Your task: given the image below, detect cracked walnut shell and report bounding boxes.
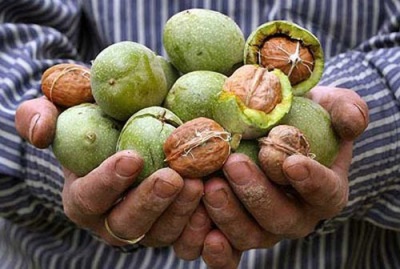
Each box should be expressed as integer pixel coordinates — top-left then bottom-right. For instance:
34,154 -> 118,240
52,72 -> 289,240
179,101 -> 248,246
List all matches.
163,117 -> 231,178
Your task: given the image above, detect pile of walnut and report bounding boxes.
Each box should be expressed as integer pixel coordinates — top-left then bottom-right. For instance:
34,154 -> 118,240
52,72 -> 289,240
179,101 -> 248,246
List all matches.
42,13 -> 338,185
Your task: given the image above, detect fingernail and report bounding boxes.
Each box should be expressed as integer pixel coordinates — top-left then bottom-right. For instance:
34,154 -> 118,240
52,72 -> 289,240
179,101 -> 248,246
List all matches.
154,178 -> 179,198
190,210 -> 208,229
223,161 -> 251,185
285,162 -> 309,182
205,242 -> 224,254
204,188 -> 228,208
28,113 -> 40,143
115,156 -> 138,177
176,188 -> 199,204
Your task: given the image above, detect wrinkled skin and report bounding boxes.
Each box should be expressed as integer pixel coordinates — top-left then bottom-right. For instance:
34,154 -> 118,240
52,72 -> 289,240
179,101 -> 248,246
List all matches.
15,98 -> 204,248
15,86 -> 369,269
172,86 -> 369,269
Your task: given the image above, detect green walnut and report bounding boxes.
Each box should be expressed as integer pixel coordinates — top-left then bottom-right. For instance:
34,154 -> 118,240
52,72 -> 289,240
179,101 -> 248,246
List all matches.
164,70 -> 227,122
91,41 -> 168,121
244,20 -> 324,96
233,139 -> 260,166
117,106 -> 183,183
163,8 -> 245,75
280,96 -> 339,166
157,55 -> 180,91
213,64 -> 293,139
52,103 -> 121,177
258,97 -> 339,185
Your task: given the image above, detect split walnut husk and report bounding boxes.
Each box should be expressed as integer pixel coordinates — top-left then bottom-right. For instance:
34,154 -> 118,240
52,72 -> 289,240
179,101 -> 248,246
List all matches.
213,64 -> 293,139
244,20 -> 324,96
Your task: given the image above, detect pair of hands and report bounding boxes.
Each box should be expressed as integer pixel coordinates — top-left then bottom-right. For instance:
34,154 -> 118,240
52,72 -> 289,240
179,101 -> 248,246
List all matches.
15,86 -> 369,269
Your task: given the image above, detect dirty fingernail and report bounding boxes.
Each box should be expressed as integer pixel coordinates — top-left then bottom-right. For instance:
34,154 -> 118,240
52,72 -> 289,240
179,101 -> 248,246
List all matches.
204,188 -> 228,208
190,210 -> 208,229
115,156 -> 139,177
285,161 -> 309,182
154,178 -> 180,198
224,161 -> 251,185
205,242 -> 225,254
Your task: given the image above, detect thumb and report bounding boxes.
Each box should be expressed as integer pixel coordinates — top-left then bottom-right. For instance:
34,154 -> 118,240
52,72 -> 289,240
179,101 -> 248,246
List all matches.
15,97 -> 59,148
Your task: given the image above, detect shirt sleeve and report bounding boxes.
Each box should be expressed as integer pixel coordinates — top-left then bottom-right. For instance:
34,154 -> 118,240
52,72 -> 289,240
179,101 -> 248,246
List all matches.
313,32 -> 400,234
0,0 -> 102,230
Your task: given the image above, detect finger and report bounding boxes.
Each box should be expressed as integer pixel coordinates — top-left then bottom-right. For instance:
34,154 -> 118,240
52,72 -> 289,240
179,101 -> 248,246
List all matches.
331,95 -> 369,140
143,178 -> 204,247
62,150 -> 143,226
173,204 -> 213,261
203,176 -> 280,250
15,97 -> 59,148
283,143 -> 351,219
307,86 -> 369,140
202,229 -> 242,269
104,168 -> 184,245
222,153 -> 303,237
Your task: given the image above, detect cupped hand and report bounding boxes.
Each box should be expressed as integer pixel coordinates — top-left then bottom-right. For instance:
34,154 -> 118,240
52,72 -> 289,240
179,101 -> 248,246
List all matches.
62,150 -> 204,247
197,86 -> 369,266
14,97 -> 204,248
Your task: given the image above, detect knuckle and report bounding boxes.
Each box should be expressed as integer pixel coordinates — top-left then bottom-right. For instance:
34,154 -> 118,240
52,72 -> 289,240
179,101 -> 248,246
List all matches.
63,202 -> 78,223
98,174 -> 124,195
72,187 -> 103,216
267,215 -> 300,236
154,234 -> 178,247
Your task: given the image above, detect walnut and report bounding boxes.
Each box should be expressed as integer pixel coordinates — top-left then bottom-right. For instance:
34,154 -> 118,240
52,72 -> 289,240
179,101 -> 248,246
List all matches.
259,36 -> 314,86
163,117 -> 231,178
258,125 -> 312,185
223,64 -> 282,113
41,63 -> 93,107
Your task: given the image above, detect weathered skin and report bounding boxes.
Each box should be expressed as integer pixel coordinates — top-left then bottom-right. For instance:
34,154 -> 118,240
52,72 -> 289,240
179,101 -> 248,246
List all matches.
163,9 -> 245,76
52,103 -> 121,176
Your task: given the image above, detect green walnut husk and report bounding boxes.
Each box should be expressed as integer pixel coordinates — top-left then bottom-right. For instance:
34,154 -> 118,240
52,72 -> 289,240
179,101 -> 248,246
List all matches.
91,41 -> 168,121
244,20 -> 324,96
163,8 -> 245,75
280,96 -> 339,166
234,139 -> 260,166
116,106 -> 183,183
52,103 -> 121,177
164,70 -> 227,122
213,66 -> 293,139
157,55 -> 180,91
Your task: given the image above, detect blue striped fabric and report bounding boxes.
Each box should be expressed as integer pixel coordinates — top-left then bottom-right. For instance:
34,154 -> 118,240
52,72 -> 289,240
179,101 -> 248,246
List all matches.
1,0 -> 399,268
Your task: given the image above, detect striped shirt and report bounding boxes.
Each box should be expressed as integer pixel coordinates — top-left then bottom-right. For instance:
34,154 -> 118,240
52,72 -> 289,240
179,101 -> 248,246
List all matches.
1,0 -> 399,268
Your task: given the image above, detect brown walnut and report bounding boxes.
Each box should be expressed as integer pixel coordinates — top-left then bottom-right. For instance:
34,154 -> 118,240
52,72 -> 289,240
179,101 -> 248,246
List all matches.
258,125 -> 311,185
41,63 -> 93,107
163,117 -> 231,178
259,36 -> 314,86
223,64 -> 282,113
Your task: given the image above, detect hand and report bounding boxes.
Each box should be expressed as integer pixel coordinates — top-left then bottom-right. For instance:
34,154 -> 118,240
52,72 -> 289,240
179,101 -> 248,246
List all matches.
15,97 -> 60,149
15,98 -> 204,248
198,86 -> 369,264
63,150 -> 203,247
